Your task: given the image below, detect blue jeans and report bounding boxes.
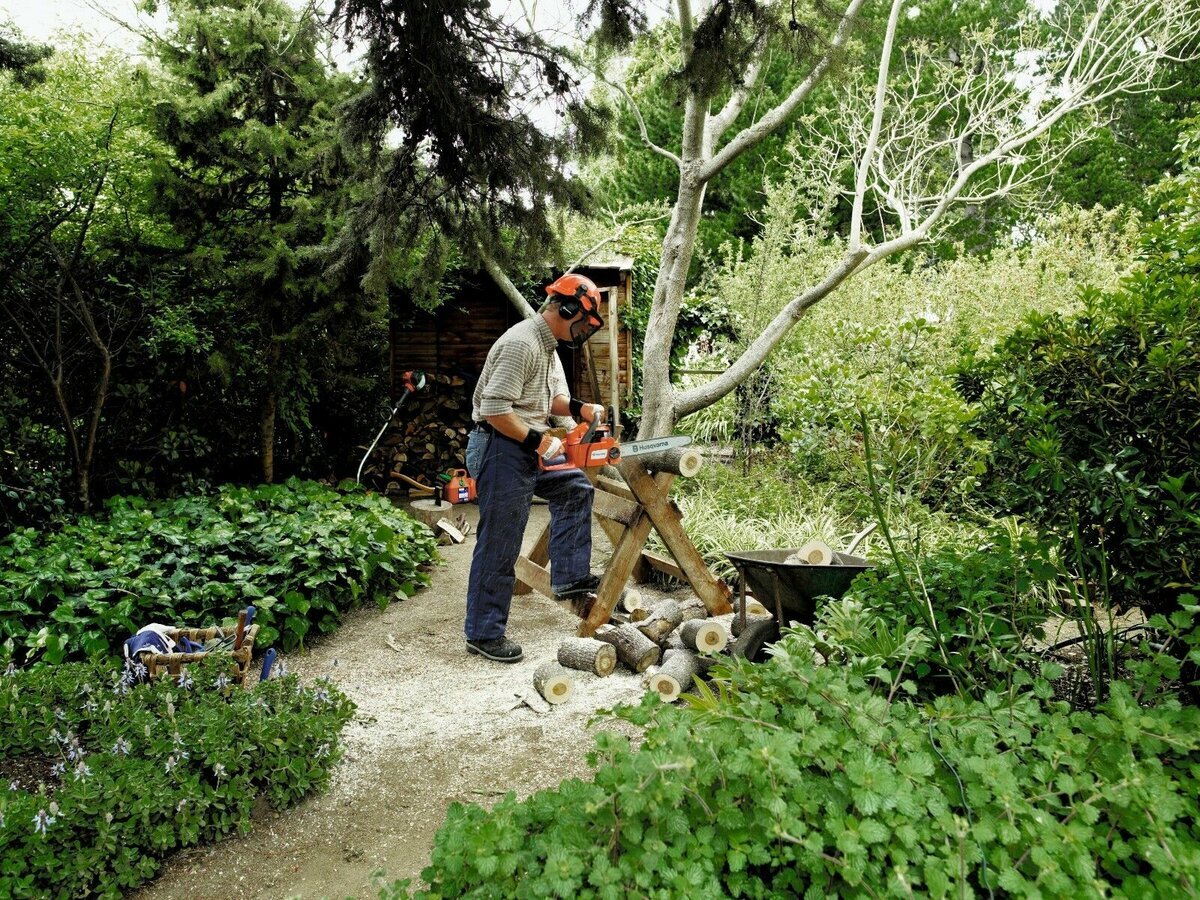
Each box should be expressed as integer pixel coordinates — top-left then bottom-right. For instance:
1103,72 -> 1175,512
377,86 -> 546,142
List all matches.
463,428 -> 594,641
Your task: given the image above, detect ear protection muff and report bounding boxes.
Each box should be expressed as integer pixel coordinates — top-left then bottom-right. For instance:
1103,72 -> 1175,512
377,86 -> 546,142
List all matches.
557,293 -> 583,319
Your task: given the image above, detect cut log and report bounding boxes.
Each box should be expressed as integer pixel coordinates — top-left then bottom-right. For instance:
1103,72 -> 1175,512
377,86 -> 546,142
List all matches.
635,600 -> 685,645
743,598 -> 769,617
677,598 -> 708,622
533,662 -> 573,705
787,540 -> 834,566
594,623 -> 661,673
732,612 -> 774,638
634,446 -> 704,478
557,638 -> 617,677
646,649 -> 704,702
620,588 -> 646,614
680,619 -> 728,655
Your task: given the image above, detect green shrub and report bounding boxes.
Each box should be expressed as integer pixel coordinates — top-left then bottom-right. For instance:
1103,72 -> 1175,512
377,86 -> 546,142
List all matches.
959,209 -> 1200,616
0,478 -> 438,664
838,527 -> 1058,697
386,606 -> 1200,899
0,658 -> 354,897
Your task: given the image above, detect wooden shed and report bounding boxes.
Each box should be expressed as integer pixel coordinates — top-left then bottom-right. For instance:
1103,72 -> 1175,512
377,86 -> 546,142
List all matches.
390,258 -> 636,434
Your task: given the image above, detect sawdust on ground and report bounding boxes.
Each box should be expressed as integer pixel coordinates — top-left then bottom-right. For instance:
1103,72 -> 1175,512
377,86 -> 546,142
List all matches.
132,503 -> 686,900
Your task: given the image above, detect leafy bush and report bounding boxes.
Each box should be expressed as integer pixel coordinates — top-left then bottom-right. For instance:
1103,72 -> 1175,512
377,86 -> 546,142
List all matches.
387,610 -> 1200,899
0,478 -> 438,664
778,315 -> 987,506
959,208 -> 1200,616
839,527 -> 1057,697
0,658 -> 354,897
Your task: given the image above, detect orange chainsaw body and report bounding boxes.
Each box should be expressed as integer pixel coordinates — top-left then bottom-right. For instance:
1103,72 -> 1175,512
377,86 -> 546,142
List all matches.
540,421 -> 621,471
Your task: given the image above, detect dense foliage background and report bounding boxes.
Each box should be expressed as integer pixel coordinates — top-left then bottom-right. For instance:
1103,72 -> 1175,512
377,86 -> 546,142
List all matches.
4,0 -> 1200,895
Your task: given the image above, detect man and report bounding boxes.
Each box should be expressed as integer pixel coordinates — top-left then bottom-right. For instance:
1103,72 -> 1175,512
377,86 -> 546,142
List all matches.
462,273 -> 607,663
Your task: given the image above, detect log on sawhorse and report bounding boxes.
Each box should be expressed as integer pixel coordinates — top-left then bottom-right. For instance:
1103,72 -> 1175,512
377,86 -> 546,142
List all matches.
513,452 -> 733,637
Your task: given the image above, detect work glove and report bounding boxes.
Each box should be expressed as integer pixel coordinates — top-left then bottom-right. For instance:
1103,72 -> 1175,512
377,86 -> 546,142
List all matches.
585,403 -> 606,424
540,435 -> 564,460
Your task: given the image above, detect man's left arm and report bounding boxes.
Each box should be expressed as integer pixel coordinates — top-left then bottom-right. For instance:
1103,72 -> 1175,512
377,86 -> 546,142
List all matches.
550,394 -> 604,423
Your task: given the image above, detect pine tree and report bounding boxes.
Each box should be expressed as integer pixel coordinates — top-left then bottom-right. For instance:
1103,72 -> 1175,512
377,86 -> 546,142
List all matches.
141,0 -> 356,481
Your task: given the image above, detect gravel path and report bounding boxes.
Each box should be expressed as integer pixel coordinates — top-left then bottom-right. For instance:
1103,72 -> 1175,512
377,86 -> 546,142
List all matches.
133,503 -> 674,899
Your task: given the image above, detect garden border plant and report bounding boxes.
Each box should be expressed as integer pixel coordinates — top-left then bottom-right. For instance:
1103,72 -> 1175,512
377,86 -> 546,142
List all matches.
382,601 -> 1200,899
0,657 -> 355,898
0,478 -> 439,665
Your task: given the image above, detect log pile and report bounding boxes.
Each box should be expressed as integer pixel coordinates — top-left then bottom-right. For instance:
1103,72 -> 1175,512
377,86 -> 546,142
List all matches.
532,598 -> 764,709
367,373 -> 474,494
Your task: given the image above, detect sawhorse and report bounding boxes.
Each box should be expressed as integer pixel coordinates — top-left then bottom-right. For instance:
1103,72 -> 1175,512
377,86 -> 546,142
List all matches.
513,456 -> 734,635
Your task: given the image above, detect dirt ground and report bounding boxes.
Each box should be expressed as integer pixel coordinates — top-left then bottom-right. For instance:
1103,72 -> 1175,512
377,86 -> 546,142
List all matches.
133,502 -> 675,900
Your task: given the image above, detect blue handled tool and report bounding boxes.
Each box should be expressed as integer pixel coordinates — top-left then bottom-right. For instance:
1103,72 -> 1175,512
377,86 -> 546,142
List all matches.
259,647 -> 276,682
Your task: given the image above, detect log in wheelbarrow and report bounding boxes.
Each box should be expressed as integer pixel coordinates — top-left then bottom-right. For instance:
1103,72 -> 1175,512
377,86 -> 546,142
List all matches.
724,528 -> 875,661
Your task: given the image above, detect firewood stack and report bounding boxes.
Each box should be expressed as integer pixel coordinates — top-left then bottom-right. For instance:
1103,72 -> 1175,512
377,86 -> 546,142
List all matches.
365,373 -> 474,494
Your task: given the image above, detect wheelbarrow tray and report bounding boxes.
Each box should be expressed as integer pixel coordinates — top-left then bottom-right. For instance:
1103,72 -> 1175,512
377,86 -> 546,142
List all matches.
724,549 -> 872,625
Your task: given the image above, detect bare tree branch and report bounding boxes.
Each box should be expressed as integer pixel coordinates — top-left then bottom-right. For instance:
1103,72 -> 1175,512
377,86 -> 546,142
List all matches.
479,246 -> 538,319
699,0 -> 869,183
705,35 -> 767,150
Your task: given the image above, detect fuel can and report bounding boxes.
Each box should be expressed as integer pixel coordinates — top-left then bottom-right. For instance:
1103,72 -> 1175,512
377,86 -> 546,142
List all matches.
442,468 -> 477,504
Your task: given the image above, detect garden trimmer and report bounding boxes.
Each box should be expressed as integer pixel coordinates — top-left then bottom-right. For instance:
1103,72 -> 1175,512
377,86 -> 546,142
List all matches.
356,370 -> 427,485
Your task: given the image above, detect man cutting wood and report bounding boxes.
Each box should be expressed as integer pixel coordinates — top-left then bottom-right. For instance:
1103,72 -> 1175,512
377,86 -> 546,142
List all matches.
462,274 -> 607,663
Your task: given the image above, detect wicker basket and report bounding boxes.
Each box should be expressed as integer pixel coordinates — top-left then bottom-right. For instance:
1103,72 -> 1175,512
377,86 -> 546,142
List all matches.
143,624 -> 260,688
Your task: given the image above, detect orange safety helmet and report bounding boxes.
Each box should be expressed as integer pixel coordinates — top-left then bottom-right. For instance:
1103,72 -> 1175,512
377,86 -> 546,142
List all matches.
545,273 -> 604,347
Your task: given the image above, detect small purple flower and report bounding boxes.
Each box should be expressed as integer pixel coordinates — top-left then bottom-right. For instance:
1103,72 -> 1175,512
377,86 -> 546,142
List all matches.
213,762 -> 227,780
65,740 -> 84,763
3,662 -> 16,677
8,779 -> 18,791
50,762 -> 65,778
176,798 -> 188,812
53,707 -> 65,721
132,660 -> 147,679
164,754 -> 179,774
32,809 -> 54,834
112,738 -> 130,756
177,672 -> 194,691
73,761 -> 92,781
315,742 -> 330,759
313,689 -> 331,706
214,673 -> 231,691
275,660 -> 288,679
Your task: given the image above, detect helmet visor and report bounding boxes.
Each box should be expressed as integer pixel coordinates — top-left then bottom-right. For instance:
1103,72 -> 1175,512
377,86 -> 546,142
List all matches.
569,311 -> 604,347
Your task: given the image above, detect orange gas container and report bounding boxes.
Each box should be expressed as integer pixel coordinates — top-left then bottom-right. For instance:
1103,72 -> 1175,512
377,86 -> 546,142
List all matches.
442,469 -> 477,504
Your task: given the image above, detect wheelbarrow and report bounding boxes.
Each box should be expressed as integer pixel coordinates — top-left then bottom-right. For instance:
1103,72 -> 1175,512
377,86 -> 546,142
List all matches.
724,526 -> 875,661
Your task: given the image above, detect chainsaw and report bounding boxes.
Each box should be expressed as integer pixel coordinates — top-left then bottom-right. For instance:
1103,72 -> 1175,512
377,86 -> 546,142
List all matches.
539,418 -> 691,471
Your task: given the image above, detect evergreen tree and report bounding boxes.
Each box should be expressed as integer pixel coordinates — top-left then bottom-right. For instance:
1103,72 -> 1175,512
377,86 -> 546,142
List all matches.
141,0 -> 359,481
0,20 -> 51,85
331,0 -> 613,284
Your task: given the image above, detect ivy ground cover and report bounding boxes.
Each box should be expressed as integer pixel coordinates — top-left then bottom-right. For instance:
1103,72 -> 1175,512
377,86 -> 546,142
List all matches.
0,479 -> 439,664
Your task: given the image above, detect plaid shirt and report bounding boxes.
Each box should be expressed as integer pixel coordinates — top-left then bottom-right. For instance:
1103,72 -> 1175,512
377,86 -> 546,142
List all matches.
473,315 -> 570,432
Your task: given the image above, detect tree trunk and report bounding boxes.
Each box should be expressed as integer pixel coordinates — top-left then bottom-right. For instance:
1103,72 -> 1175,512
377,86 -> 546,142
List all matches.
260,339 -> 281,483
639,169 -> 707,439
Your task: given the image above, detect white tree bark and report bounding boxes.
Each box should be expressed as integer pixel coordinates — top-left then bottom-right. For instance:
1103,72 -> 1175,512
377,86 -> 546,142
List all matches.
634,0 -> 1199,432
